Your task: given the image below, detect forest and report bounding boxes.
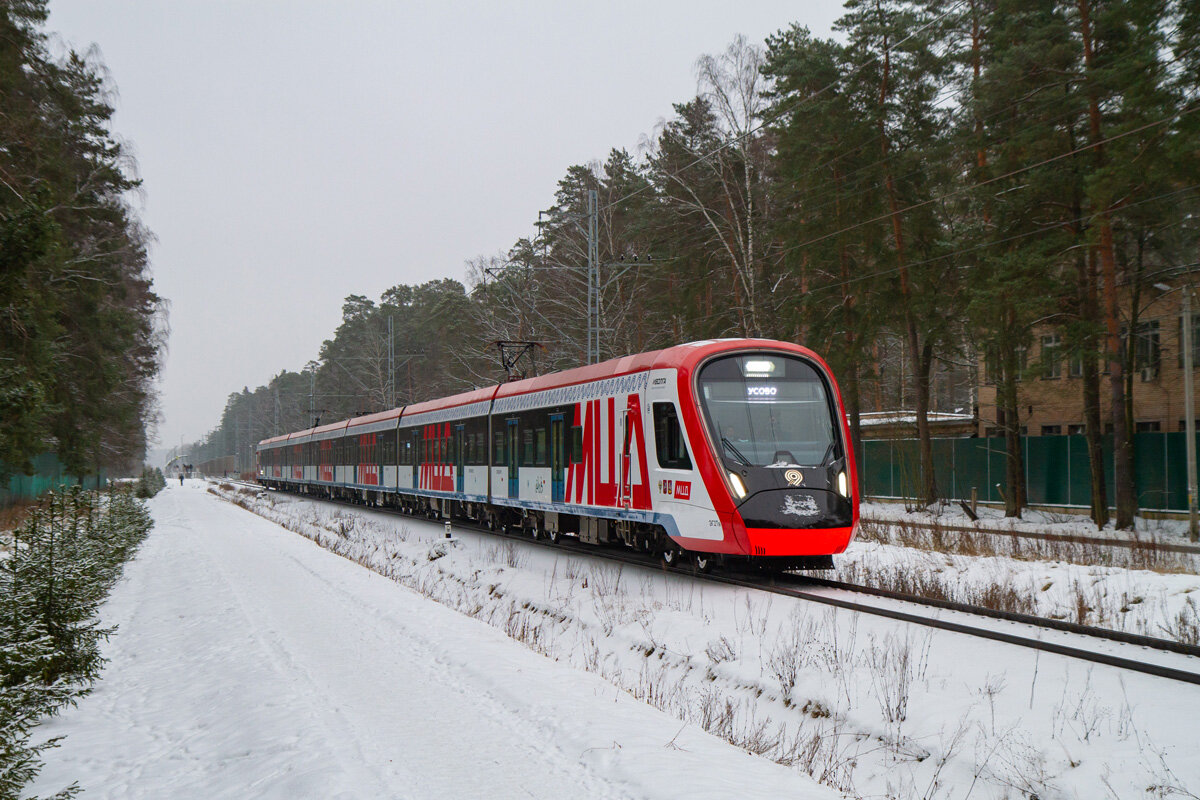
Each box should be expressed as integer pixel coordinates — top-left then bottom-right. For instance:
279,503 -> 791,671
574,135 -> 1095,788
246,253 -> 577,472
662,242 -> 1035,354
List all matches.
195,0 -> 1200,527
0,1 -> 165,480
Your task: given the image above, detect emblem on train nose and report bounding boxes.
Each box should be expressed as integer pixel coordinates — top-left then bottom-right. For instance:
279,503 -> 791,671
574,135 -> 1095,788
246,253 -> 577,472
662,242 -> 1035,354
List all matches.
784,469 -> 803,486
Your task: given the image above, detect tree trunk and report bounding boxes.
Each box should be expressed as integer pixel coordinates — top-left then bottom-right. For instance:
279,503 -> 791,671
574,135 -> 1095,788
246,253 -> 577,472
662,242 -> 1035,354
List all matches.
1080,248 -> 1109,527
1079,0 -> 1136,528
879,37 -> 937,508
998,350 -> 1023,517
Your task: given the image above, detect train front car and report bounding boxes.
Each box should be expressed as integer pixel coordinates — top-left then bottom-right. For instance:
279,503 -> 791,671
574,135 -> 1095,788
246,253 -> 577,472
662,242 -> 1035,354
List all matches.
673,341 -> 858,569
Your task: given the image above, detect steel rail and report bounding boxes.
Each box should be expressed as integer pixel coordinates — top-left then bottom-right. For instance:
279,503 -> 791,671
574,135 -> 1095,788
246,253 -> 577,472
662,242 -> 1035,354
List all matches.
227,481 -> 1200,685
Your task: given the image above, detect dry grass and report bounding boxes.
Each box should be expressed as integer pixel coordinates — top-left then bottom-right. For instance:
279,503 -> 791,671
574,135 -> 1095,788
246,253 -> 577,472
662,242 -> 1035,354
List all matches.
0,501 -> 34,535
856,517 -> 1199,574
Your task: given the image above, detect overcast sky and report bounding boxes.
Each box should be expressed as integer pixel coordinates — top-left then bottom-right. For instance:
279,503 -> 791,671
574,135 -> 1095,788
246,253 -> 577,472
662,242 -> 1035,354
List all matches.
47,1 -> 842,450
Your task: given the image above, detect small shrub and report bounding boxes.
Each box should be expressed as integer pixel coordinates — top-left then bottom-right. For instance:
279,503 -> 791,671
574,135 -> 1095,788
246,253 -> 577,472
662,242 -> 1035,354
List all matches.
1,487 -> 153,797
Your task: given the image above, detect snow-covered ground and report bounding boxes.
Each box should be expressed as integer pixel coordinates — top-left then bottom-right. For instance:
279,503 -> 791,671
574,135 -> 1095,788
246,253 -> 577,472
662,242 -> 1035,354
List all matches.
862,498 -> 1198,542
30,483 -> 1200,798
26,483 -> 838,800
158,484 -> 1200,797
851,503 -> 1200,644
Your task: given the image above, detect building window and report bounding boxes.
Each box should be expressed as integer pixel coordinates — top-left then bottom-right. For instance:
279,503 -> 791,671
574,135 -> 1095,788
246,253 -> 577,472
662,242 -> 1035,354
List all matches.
1040,425 -> 1062,436
1135,420 -> 1162,433
984,349 -> 999,385
1067,424 -> 1086,435
1068,351 -> 1083,378
1040,335 -> 1061,379
1131,320 -> 1160,381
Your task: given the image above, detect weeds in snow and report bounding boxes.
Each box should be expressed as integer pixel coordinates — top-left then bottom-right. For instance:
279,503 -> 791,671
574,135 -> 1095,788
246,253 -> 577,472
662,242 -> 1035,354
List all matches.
856,516 -> 1198,574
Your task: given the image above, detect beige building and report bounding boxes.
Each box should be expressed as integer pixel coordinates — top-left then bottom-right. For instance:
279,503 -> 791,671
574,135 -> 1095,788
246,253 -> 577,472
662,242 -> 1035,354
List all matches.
976,278 -> 1200,436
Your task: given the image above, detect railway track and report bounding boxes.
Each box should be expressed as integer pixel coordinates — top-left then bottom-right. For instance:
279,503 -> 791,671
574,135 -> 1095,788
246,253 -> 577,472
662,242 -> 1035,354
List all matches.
221,480 -> 1200,685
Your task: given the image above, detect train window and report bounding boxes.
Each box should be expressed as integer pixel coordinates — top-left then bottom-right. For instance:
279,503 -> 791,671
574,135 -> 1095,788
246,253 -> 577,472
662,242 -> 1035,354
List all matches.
494,430 -> 505,466
571,426 -> 583,463
653,402 -> 693,470
522,429 -> 534,466
535,428 -> 547,466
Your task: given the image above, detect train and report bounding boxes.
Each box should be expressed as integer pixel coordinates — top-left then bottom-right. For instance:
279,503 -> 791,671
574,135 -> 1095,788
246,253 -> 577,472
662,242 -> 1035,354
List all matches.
256,338 -> 858,570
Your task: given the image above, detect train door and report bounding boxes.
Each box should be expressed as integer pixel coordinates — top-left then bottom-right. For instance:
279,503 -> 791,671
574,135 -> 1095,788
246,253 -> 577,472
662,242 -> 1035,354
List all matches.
506,419 -> 519,497
619,409 -> 633,508
454,424 -> 465,493
550,414 -> 565,502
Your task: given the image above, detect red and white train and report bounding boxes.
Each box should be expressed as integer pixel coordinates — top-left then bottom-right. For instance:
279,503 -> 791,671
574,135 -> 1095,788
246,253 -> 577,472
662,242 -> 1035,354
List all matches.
257,339 -> 858,570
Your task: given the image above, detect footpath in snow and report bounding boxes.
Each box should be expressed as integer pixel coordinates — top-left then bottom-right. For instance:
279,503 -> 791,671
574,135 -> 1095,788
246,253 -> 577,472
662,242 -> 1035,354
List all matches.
27,483 -> 836,800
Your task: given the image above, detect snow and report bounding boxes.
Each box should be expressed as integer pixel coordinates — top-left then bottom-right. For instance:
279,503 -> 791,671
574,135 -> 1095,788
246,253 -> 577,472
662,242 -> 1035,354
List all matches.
26,483 -> 838,800
27,481 -> 1200,798
852,501 -> 1200,643
862,498 -> 1197,542
133,482 -> 1200,799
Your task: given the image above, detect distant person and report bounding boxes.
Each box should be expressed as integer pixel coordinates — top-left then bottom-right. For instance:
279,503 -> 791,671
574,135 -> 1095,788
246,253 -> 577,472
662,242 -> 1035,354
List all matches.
180,473 -> 184,486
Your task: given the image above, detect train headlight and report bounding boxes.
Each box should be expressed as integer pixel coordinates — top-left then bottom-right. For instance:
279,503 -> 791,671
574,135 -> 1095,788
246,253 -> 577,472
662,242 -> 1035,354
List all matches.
729,472 -> 748,499
837,470 -> 849,498
742,359 -> 778,378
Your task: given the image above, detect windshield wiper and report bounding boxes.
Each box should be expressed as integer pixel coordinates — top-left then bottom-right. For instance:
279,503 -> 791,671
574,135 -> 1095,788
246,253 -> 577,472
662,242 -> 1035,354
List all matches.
819,441 -> 836,466
722,437 -> 752,467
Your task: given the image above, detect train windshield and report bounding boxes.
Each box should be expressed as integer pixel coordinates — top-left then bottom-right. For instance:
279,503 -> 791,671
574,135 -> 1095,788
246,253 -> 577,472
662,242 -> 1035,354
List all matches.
697,353 -> 837,468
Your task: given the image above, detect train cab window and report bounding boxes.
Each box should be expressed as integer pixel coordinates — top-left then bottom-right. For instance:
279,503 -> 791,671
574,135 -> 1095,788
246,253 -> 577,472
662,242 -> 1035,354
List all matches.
653,402 -> 693,470
698,353 -> 836,467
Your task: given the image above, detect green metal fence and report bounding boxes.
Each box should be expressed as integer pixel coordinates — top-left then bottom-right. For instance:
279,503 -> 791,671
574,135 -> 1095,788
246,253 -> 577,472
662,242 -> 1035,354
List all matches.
860,432 -> 1199,512
1,453 -> 107,508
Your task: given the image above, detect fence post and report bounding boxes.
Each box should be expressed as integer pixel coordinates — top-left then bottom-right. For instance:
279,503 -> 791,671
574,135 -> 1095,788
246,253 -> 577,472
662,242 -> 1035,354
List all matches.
889,440 -> 895,498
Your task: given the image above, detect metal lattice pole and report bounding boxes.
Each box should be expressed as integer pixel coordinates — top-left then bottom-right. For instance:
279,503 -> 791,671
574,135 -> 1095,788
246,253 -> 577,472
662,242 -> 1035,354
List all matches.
587,188 -> 599,364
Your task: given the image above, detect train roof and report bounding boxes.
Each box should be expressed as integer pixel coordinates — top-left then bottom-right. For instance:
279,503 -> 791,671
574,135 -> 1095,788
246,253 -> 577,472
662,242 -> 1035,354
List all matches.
309,419 -> 349,442
261,340 -> 827,444
400,386 -> 497,419
493,339 -> 819,397
346,407 -> 403,429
